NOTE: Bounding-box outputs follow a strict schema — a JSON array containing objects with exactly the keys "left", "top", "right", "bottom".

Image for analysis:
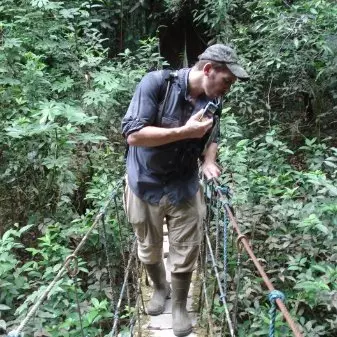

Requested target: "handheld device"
[{"left": 199, "top": 102, "right": 218, "bottom": 121}]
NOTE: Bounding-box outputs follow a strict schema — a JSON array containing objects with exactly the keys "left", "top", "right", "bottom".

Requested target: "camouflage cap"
[{"left": 198, "top": 44, "right": 249, "bottom": 81}]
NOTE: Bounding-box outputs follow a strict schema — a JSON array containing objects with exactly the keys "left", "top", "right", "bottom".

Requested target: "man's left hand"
[{"left": 201, "top": 161, "right": 221, "bottom": 180}]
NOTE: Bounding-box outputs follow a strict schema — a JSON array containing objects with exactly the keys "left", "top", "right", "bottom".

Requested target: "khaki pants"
[{"left": 124, "top": 182, "right": 206, "bottom": 273}]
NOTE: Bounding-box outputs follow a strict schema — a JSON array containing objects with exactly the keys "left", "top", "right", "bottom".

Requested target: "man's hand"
[
  {"left": 183, "top": 109, "right": 213, "bottom": 139},
  {"left": 202, "top": 160, "right": 221, "bottom": 180},
  {"left": 127, "top": 109, "right": 213, "bottom": 147},
  {"left": 202, "top": 142, "right": 221, "bottom": 180}
]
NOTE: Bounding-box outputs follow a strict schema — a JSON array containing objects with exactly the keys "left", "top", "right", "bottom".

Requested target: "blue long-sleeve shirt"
[{"left": 122, "top": 68, "right": 218, "bottom": 205}]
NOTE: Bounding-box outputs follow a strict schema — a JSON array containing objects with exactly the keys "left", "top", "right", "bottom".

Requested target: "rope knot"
[
  {"left": 215, "top": 185, "right": 233, "bottom": 212},
  {"left": 65, "top": 254, "right": 79, "bottom": 278},
  {"left": 268, "top": 290, "right": 285, "bottom": 337},
  {"left": 215, "top": 185, "right": 231, "bottom": 196},
  {"left": 219, "top": 294, "right": 226, "bottom": 303},
  {"left": 268, "top": 290, "right": 285, "bottom": 303}
]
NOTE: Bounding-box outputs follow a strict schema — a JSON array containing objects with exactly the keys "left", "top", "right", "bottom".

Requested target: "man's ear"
[{"left": 203, "top": 62, "right": 213, "bottom": 76}]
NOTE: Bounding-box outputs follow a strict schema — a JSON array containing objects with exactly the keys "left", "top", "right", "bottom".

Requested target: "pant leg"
[
  {"left": 166, "top": 185, "right": 206, "bottom": 273},
  {"left": 124, "top": 182, "right": 164, "bottom": 264}
]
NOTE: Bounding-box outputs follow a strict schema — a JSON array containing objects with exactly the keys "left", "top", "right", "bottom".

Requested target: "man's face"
[{"left": 204, "top": 66, "right": 237, "bottom": 98}]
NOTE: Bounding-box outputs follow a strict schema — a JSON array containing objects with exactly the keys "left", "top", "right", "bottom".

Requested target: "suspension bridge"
[{"left": 6, "top": 178, "right": 304, "bottom": 337}]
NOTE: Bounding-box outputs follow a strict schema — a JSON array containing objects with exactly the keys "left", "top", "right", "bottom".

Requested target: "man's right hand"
[
  {"left": 183, "top": 109, "right": 213, "bottom": 139},
  {"left": 127, "top": 110, "right": 213, "bottom": 147}
]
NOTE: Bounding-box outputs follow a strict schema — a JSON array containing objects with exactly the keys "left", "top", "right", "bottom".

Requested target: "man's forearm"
[
  {"left": 127, "top": 126, "right": 188, "bottom": 147},
  {"left": 203, "top": 142, "right": 218, "bottom": 163},
  {"left": 127, "top": 113, "right": 213, "bottom": 147}
]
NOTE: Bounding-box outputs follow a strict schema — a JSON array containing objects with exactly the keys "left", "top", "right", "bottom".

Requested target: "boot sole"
[
  {"left": 147, "top": 307, "right": 165, "bottom": 316},
  {"left": 146, "top": 287, "right": 171, "bottom": 316},
  {"left": 173, "top": 326, "right": 193, "bottom": 337}
]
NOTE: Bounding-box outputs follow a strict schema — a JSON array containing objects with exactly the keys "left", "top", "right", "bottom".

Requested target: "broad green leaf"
[
  {"left": 31, "top": 0, "right": 49, "bottom": 8},
  {"left": 0, "top": 320, "right": 6, "bottom": 331},
  {"left": 0, "top": 304, "right": 11, "bottom": 310},
  {"left": 19, "top": 224, "right": 34, "bottom": 235},
  {"left": 91, "top": 298, "right": 100, "bottom": 308},
  {"left": 75, "top": 133, "right": 107, "bottom": 144},
  {"left": 294, "top": 37, "right": 299, "bottom": 49},
  {"left": 324, "top": 160, "right": 337, "bottom": 168},
  {"left": 315, "top": 223, "right": 329, "bottom": 235}
]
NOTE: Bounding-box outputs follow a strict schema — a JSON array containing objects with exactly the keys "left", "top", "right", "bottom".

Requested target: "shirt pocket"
[{"left": 161, "top": 116, "right": 180, "bottom": 128}]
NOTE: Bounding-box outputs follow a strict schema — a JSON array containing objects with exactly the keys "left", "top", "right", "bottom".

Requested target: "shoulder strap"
[
  {"left": 156, "top": 70, "right": 178, "bottom": 126},
  {"left": 125, "top": 70, "right": 178, "bottom": 160}
]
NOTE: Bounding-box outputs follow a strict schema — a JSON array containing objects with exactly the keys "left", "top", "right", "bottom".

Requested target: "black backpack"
[{"left": 124, "top": 69, "right": 178, "bottom": 160}]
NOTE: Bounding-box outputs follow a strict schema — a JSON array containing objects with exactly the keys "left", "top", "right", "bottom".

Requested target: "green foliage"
[
  {"left": 0, "top": 0, "right": 166, "bottom": 335},
  {"left": 0, "top": 0, "right": 167, "bottom": 226},
  {"left": 195, "top": 2, "right": 337, "bottom": 331},
  {"left": 194, "top": 0, "right": 337, "bottom": 139},
  {"left": 0, "top": 224, "right": 33, "bottom": 308},
  {"left": 1, "top": 0, "right": 336, "bottom": 336},
  {"left": 193, "top": 0, "right": 232, "bottom": 43},
  {"left": 217, "top": 111, "right": 337, "bottom": 336},
  {"left": 0, "top": 196, "right": 133, "bottom": 336}
]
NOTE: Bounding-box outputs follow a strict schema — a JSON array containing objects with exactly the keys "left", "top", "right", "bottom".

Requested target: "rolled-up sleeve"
[{"left": 122, "top": 72, "right": 162, "bottom": 138}]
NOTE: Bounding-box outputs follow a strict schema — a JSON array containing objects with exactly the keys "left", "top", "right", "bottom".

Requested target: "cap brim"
[{"left": 226, "top": 63, "right": 250, "bottom": 81}]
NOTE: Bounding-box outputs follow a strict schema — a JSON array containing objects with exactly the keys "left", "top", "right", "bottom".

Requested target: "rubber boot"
[
  {"left": 171, "top": 272, "right": 193, "bottom": 337},
  {"left": 145, "top": 262, "right": 170, "bottom": 315}
]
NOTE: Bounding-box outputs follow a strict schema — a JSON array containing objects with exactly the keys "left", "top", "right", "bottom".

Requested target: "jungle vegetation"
[{"left": 0, "top": 0, "right": 336, "bottom": 336}]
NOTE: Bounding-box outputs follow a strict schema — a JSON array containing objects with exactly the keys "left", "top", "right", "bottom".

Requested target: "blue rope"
[
  {"left": 268, "top": 290, "right": 286, "bottom": 337},
  {"left": 215, "top": 185, "right": 231, "bottom": 196},
  {"left": 222, "top": 210, "right": 229, "bottom": 301},
  {"left": 215, "top": 184, "right": 231, "bottom": 302},
  {"left": 215, "top": 185, "right": 233, "bottom": 209}
]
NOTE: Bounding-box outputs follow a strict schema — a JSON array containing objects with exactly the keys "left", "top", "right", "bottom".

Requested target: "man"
[{"left": 122, "top": 44, "right": 249, "bottom": 337}]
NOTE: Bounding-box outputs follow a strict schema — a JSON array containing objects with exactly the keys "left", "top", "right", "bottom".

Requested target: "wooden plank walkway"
[{"left": 139, "top": 225, "right": 199, "bottom": 337}]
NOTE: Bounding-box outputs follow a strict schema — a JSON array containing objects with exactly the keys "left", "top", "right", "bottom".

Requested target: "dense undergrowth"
[
  {"left": 213, "top": 114, "right": 337, "bottom": 336},
  {"left": 0, "top": 0, "right": 336, "bottom": 336}
]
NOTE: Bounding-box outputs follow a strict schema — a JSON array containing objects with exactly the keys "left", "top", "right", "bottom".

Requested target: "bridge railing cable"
[
  {"left": 199, "top": 182, "right": 236, "bottom": 337},
  {"left": 7, "top": 179, "right": 127, "bottom": 337},
  {"left": 7, "top": 174, "right": 305, "bottom": 337},
  {"left": 108, "top": 239, "right": 137, "bottom": 337},
  {"left": 211, "top": 178, "right": 303, "bottom": 337}
]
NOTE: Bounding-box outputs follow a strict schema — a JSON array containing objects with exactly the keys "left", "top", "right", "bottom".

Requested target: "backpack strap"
[
  {"left": 124, "top": 70, "right": 178, "bottom": 160},
  {"left": 155, "top": 70, "right": 178, "bottom": 126}
]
